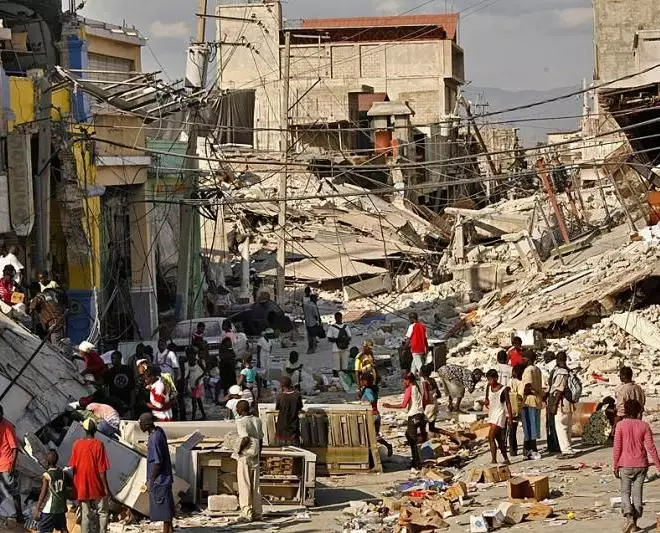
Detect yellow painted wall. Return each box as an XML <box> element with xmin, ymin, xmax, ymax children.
<box><xmin>84</xmin><ymin>32</ymin><xmax>142</xmax><ymax>70</ymax></box>
<box><xmin>51</xmin><ymin>87</ymin><xmax>72</xmax><ymax>121</ymax></box>
<box><xmin>8</xmin><ymin>77</ymin><xmax>34</xmax><ymax>131</ymax></box>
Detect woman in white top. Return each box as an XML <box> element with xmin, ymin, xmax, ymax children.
<box><xmin>383</xmin><ymin>372</ymin><xmax>428</xmax><ymax>469</ymax></box>
<box><xmin>485</xmin><ymin>368</ymin><xmax>513</xmax><ymax>465</ymax></box>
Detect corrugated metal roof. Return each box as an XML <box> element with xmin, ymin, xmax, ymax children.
<box><xmin>301</xmin><ymin>13</ymin><xmax>459</xmax><ymax>41</ymax></box>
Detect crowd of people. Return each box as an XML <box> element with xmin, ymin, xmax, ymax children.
<box><xmin>3</xmin><ymin>284</ymin><xmax>660</xmax><ymax>532</ymax></box>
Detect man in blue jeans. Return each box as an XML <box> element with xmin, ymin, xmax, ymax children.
<box><xmin>0</xmin><ymin>405</ymin><xmax>22</xmax><ymax>528</ymax></box>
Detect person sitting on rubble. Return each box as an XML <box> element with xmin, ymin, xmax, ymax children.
<box><xmin>436</xmin><ymin>364</ymin><xmax>483</xmax><ymax>413</ymax></box>
<box><xmin>507</xmin><ymin>336</ymin><xmax>525</xmax><ymax>367</ymax></box>
<box><xmin>358</xmin><ymin>373</ymin><xmax>393</xmax><ymax>458</ymax></box>
<box><xmin>383</xmin><ymin>372</ymin><xmax>428</xmax><ymax>470</ymax></box>
<box><xmin>583</xmin><ymin>396</ymin><xmax>616</xmax><ymax>446</ymax></box>
<box><xmin>419</xmin><ymin>365</ymin><xmax>440</xmax><ymax>433</ymax></box>
<box><xmin>484</xmin><ymin>369</ymin><xmax>513</xmax><ymax>465</ymax></box>
<box><xmin>616</xmin><ymin>366</ymin><xmax>646</xmax><ymax>424</ymax></box>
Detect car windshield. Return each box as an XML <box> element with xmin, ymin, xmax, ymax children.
<box><xmin>172</xmin><ymin>321</ymin><xmax>221</xmax><ymax>339</ymax></box>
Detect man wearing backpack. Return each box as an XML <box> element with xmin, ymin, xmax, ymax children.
<box><xmin>548</xmin><ymin>352</ymin><xmax>576</xmax><ymax>458</ymax></box>
<box><xmin>327</xmin><ymin>312</ymin><xmax>352</xmax><ymax>376</ymax></box>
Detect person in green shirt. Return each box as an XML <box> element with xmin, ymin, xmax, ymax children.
<box><xmin>34</xmin><ymin>450</ymin><xmax>68</xmax><ymax>533</ymax></box>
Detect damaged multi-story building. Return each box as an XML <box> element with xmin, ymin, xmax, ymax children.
<box><xmin>592</xmin><ymin>0</ymin><xmax>660</xmax><ymax>219</ymax></box>
<box><xmin>212</xmin><ymin>1</ymin><xmax>483</xmax><ymax>210</ymax></box>
<box><xmin>0</xmin><ymin>1</ymin><xmax>191</xmax><ymax>344</ymax></box>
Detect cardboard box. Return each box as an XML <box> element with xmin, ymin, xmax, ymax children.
<box><xmin>483</xmin><ymin>509</ymin><xmax>505</xmax><ymax>529</ymax></box>
<box><xmin>469</xmin><ymin>421</ymin><xmax>491</xmax><ymax>440</ymax></box>
<box><xmin>444</xmin><ymin>481</ymin><xmax>468</xmax><ymax>502</ymax></box>
<box><xmin>508</xmin><ymin>476</ymin><xmax>550</xmax><ymax>503</ymax></box>
<box><xmin>470</xmin><ymin>514</ymin><xmax>489</xmax><ymax>533</ymax></box>
<box><xmin>526</xmin><ymin>503</ymin><xmax>553</xmax><ymax>521</ymax></box>
<box><xmin>467</xmin><ymin>466</ymin><xmax>510</xmax><ymax>484</ymax></box>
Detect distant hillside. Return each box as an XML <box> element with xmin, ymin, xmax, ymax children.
<box><xmin>463</xmin><ymin>85</ymin><xmax>583</xmax><ymax>147</ymax></box>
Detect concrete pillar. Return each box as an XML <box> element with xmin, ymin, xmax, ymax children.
<box><xmin>130</xmin><ymin>185</ymin><xmax>158</xmax><ymax>340</ymax></box>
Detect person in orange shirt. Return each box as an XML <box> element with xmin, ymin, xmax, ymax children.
<box><xmin>69</xmin><ymin>419</ymin><xmax>111</xmax><ymax>533</ymax></box>
<box><xmin>0</xmin><ymin>405</ymin><xmax>21</xmax><ymax>527</ymax></box>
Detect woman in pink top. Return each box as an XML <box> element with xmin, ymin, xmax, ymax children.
<box><xmin>613</xmin><ymin>399</ymin><xmax>660</xmax><ymax>533</ymax></box>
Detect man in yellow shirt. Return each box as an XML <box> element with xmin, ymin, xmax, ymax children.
<box><xmin>521</xmin><ymin>351</ymin><xmax>543</xmax><ymax>460</ymax></box>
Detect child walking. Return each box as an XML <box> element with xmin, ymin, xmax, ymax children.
<box><xmin>485</xmin><ymin>369</ymin><xmax>513</xmax><ymax>465</ymax></box>
<box><xmin>613</xmin><ymin>399</ymin><xmax>660</xmax><ymax>533</ymax></box>
<box><xmin>187</xmin><ymin>349</ymin><xmax>206</xmax><ymax>421</ymax></box>
<box><xmin>34</xmin><ymin>450</ymin><xmax>68</xmax><ymax>533</ymax></box>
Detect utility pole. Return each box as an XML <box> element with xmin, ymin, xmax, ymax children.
<box><xmin>460</xmin><ymin>95</ymin><xmax>498</xmax><ymax>178</ymax></box>
<box><xmin>536</xmin><ymin>159</ymin><xmax>570</xmax><ymax>244</ymax></box>
<box><xmin>277</xmin><ymin>31</ymin><xmax>291</xmax><ymax>305</ymax></box>
<box><xmin>175</xmin><ymin>0</ymin><xmax>209</xmax><ymax>321</ymax></box>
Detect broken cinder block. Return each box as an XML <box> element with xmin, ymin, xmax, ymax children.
<box><xmin>207</xmin><ymin>494</ymin><xmax>239</xmax><ymax>512</ymax></box>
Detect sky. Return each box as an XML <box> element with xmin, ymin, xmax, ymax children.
<box><xmin>69</xmin><ymin>0</ymin><xmax>594</xmax><ymax>92</ymax></box>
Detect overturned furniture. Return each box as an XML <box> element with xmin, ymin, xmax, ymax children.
<box><xmin>174</xmin><ymin>433</ymin><xmax>316</xmax><ymax>508</ymax></box>
<box><xmin>260</xmin><ymin>404</ymin><xmax>383</xmax><ymax>475</ymax></box>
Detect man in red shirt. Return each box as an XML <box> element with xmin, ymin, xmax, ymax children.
<box><xmin>0</xmin><ymin>405</ymin><xmax>21</xmax><ymax>527</ymax></box>
<box><xmin>507</xmin><ymin>336</ymin><xmax>525</xmax><ymax>367</ymax></box>
<box><xmin>69</xmin><ymin>419</ymin><xmax>111</xmax><ymax>533</ymax></box>
<box><xmin>77</xmin><ymin>341</ymin><xmax>107</xmax><ymax>382</ymax></box>
<box><xmin>405</xmin><ymin>313</ymin><xmax>428</xmax><ymax>375</ymax></box>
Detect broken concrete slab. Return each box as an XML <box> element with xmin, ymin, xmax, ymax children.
<box><xmin>343</xmin><ymin>273</ymin><xmax>393</xmax><ymax>301</ymax></box>
<box><xmin>450</xmin><ymin>263</ymin><xmax>507</xmax><ymax>292</ymax></box>
<box><xmin>610</xmin><ymin>311</ymin><xmax>660</xmax><ymax>351</ymax></box>
<box><xmin>395</xmin><ymin>269</ymin><xmax>423</xmax><ymax>293</ymax></box>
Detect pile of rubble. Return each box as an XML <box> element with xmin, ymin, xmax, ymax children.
<box><xmin>341</xmin><ymin>464</ymin><xmax>556</xmax><ymax>533</ymax></box>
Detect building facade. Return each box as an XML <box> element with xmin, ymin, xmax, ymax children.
<box><xmin>593</xmin><ymin>0</ymin><xmax>660</xmax><ymax>83</ymax></box>
<box><xmin>216</xmin><ymin>1</ymin><xmax>464</xmax><ymax>152</ymax></box>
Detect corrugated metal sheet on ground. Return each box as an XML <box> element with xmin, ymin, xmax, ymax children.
<box><xmin>262</xmin><ymin>255</ymin><xmax>387</xmax><ymax>281</ymax></box>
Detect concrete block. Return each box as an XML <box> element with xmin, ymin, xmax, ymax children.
<box><xmin>395</xmin><ymin>269</ymin><xmax>423</xmax><ymax>293</ymax></box>
<box><xmin>450</xmin><ymin>263</ymin><xmax>504</xmax><ymax>291</ymax></box>
<box><xmin>208</xmin><ymin>494</ymin><xmax>239</xmax><ymax>512</ymax></box>
<box><xmin>343</xmin><ymin>273</ymin><xmax>392</xmax><ymax>301</ymax></box>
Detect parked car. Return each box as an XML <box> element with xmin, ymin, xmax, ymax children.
<box><xmin>169</xmin><ymin>317</ymin><xmax>249</xmax><ymax>359</ymax></box>
<box><xmin>170</xmin><ymin>317</ymin><xmax>226</xmax><ymax>357</ymax></box>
